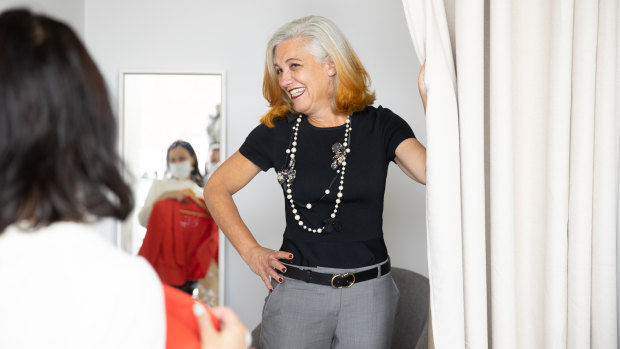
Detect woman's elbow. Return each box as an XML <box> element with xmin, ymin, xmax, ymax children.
<box><xmin>418</xmin><ymin>174</ymin><xmax>426</xmax><ymax>185</ymax></box>
<box><xmin>203</xmin><ymin>173</ymin><xmax>233</xmax><ymax>208</ymax></box>
<box><xmin>203</xmin><ymin>177</ymin><xmax>218</xmax><ymax>204</ymax></box>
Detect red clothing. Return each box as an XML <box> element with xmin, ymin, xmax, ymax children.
<box><xmin>139</xmin><ymin>198</ymin><xmax>219</xmax><ymax>286</ymax></box>
<box><xmin>163</xmin><ymin>284</ymin><xmax>220</xmax><ymax>349</ymax></box>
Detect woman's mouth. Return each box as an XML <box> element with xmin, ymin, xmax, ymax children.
<box><xmin>289</xmin><ymin>87</ymin><xmax>306</xmax><ymax>99</ymax></box>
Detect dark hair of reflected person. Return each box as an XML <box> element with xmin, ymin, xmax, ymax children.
<box><xmin>166</xmin><ymin>140</ymin><xmax>205</xmax><ymax>187</ymax></box>
<box><xmin>0</xmin><ymin>8</ymin><xmax>133</xmax><ymax>233</ymax></box>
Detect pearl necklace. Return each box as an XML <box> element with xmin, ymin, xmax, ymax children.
<box><xmin>277</xmin><ymin>115</ymin><xmax>351</xmax><ymax>233</ymax></box>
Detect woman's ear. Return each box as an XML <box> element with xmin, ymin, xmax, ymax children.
<box><xmin>326</xmin><ymin>57</ymin><xmax>336</xmax><ymax>77</ymax></box>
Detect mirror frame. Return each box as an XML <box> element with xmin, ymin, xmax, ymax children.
<box><xmin>117</xmin><ymin>70</ymin><xmax>227</xmax><ymax>306</ymax></box>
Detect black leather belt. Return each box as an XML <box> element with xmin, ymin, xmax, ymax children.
<box><xmin>278</xmin><ymin>260</ymin><xmax>391</xmax><ymax>289</ymax></box>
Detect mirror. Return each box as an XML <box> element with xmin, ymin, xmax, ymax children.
<box><xmin>119</xmin><ymin>72</ymin><xmax>225</xmax><ymax>307</ymax></box>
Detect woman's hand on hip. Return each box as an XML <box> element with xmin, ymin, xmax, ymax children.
<box><xmin>243</xmin><ymin>246</ymin><xmax>293</xmax><ymax>291</ymax></box>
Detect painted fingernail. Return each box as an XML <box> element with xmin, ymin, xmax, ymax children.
<box><xmin>278</xmin><ymin>277</ymin><xmax>283</xmax><ymax>282</ymax></box>
<box><xmin>289</xmin><ymin>254</ymin><xmax>293</xmax><ymax>259</ymax></box>
<box><xmin>282</xmin><ymin>267</ymin><xmax>287</xmax><ymax>273</ymax></box>
<box><xmin>193</xmin><ymin>303</ymin><xmax>206</xmax><ymax>317</ymax></box>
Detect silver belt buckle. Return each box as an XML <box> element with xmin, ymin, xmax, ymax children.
<box><xmin>331</xmin><ymin>272</ymin><xmax>356</xmax><ymax>289</ymax></box>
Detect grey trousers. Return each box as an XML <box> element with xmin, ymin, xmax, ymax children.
<box><xmin>259</xmin><ymin>260</ymin><xmax>400</xmax><ymax>349</ymax></box>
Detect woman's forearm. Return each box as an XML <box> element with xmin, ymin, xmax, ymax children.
<box><xmin>204</xmin><ymin>183</ymin><xmax>260</xmax><ymax>262</ymax></box>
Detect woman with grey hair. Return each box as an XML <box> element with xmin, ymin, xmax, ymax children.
<box><xmin>205</xmin><ymin>15</ymin><xmax>427</xmax><ymax>348</ymax></box>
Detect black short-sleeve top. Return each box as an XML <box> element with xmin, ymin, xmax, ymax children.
<box><xmin>239</xmin><ymin>105</ymin><xmax>415</xmax><ymax>268</ymax></box>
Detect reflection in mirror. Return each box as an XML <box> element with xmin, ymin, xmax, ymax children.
<box><xmin>120</xmin><ymin>73</ymin><xmax>224</xmax><ymax>307</ymax></box>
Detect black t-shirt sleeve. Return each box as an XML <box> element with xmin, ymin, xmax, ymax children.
<box><xmin>239</xmin><ymin>124</ymin><xmax>274</xmax><ymax>172</ymax></box>
<box><xmin>379</xmin><ymin>106</ymin><xmax>416</xmax><ymax>161</ymax></box>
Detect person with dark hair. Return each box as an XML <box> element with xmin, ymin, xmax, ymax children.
<box><xmin>137</xmin><ymin>139</ymin><xmax>218</xmax><ymax>298</ymax></box>
<box><xmin>205</xmin><ymin>15</ymin><xmax>427</xmax><ymax>348</ymax></box>
<box><xmin>0</xmin><ymin>8</ymin><xmax>248</xmax><ymax>349</ymax></box>
<box><xmin>138</xmin><ymin>140</ymin><xmax>205</xmax><ymax>227</ymax></box>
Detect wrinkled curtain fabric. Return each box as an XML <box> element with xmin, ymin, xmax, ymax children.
<box><xmin>401</xmin><ymin>0</ymin><xmax>619</xmax><ymax>348</ymax></box>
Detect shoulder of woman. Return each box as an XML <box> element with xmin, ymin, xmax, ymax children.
<box><xmin>373</xmin><ymin>105</ymin><xmax>400</xmax><ymax>118</ymax></box>
<box><xmin>354</xmin><ymin>105</ymin><xmax>402</xmax><ymax>122</ymax></box>
<box><xmin>250</xmin><ymin>116</ymin><xmax>293</xmax><ymax>138</ymax></box>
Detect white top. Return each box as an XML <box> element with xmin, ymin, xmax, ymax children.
<box><xmin>137</xmin><ymin>178</ymin><xmax>203</xmax><ymax>227</ymax></box>
<box><xmin>0</xmin><ymin>222</ymin><xmax>165</xmax><ymax>349</ymax></box>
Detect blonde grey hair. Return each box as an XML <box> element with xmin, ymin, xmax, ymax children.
<box><xmin>260</xmin><ymin>16</ymin><xmax>375</xmax><ymax>126</ymax></box>
<box><xmin>265</xmin><ymin>16</ymin><xmax>356</xmax><ymax>82</ymax></box>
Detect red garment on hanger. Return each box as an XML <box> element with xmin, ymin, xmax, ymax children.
<box><xmin>139</xmin><ymin>198</ymin><xmax>219</xmax><ymax>286</ymax></box>
<box><xmin>163</xmin><ymin>284</ymin><xmax>220</xmax><ymax>349</ymax></box>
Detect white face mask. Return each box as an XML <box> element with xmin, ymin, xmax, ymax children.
<box><xmin>169</xmin><ymin>161</ymin><xmax>192</xmax><ymax>179</ymax></box>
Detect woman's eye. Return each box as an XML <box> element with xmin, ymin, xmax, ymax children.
<box><xmin>275</xmin><ymin>68</ymin><xmax>282</xmax><ymax>74</ymax></box>
<box><xmin>290</xmin><ymin>63</ymin><xmax>300</xmax><ymax>69</ymax></box>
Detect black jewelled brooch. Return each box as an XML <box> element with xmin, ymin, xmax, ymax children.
<box><xmin>277</xmin><ymin>157</ymin><xmax>296</xmax><ymax>185</ymax></box>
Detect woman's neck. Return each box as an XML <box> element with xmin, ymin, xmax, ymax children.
<box><xmin>306</xmin><ymin>111</ymin><xmax>349</xmax><ymax>128</ymax></box>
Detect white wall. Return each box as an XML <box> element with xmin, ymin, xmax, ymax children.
<box><xmin>85</xmin><ymin>0</ymin><xmax>427</xmax><ymax>330</ymax></box>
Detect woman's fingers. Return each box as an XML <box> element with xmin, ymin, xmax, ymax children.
<box><xmin>267</xmin><ymin>267</ymin><xmax>282</xmax><ymax>283</ymax></box>
<box><xmin>247</xmin><ymin>247</ymin><xmax>293</xmax><ymax>289</ymax></box>
<box><xmin>195</xmin><ymin>305</ymin><xmax>250</xmax><ymax>349</ymax></box>
<box><xmin>211</xmin><ymin>307</ymin><xmax>251</xmax><ymax>349</ymax></box>
<box><xmin>270</xmin><ymin>251</ymin><xmax>292</xmax><ymax>274</ymax></box>
<box><xmin>211</xmin><ymin>307</ymin><xmax>245</xmax><ymax>329</ymax></box>
<box><xmin>261</xmin><ymin>274</ymin><xmax>273</xmax><ymax>291</ymax></box>
<box><xmin>193</xmin><ymin>303</ymin><xmax>219</xmax><ymax>346</ymax></box>
<box><xmin>275</xmin><ymin>250</ymin><xmax>294</xmax><ymax>260</ymax></box>
<box><xmin>418</xmin><ymin>62</ymin><xmax>427</xmax><ymax>111</ymax></box>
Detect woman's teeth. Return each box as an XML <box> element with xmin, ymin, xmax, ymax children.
<box><xmin>289</xmin><ymin>88</ymin><xmax>305</xmax><ymax>98</ymax></box>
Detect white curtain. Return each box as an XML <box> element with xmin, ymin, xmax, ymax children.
<box><xmin>402</xmin><ymin>0</ymin><xmax>619</xmax><ymax>348</ymax></box>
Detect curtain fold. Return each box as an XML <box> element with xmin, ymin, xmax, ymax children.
<box><xmin>454</xmin><ymin>0</ymin><xmax>488</xmax><ymax>348</ymax></box>
<box><xmin>401</xmin><ymin>0</ymin><xmax>619</xmax><ymax>347</ymax></box>
<box><xmin>543</xmin><ymin>1</ymin><xmax>573</xmax><ymax>349</ymax></box>
<box><xmin>567</xmin><ymin>0</ymin><xmax>598</xmax><ymax>347</ymax></box>
<box><xmin>591</xmin><ymin>0</ymin><xmax>619</xmax><ymax>347</ymax></box>
<box><xmin>402</xmin><ymin>0</ymin><xmax>464</xmax><ymax>348</ymax></box>
<box><xmin>487</xmin><ymin>0</ymin><xmax>516</xmax><ymax>347</ymax></box>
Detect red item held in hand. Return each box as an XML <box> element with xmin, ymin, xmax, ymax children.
<box><xmin>139</xmin><ymin>198</ymin><xmax>219</xmax><ymax>286</ymax></box>
<box><xmin>163</xmin><ymin>284</ymin><xmax>220</xmax><ymax>349</ymax></box>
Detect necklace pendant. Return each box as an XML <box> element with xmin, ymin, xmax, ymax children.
<box><xmin>331</xmin><ymin>160</ymin><xmax>339</xmax><ymax>170</ymax></box>
<box><xmin>332</xmin><ymin>142</ymin><xmax>345</xmax><ymax>154</ymax></box>
<box><xmin>276</xmin><ymin>171</ymin><xmax>286</xmax><ymax>184</ymax></box>
<box><xmin>331</xmin><ymin>153</ymin><xmax>346</xmax><ymax>170</ymax></box>
<box><xmin>277</xmin><ymin>168</ymin><xmax>296</xmax><ymax>184</ymax></box>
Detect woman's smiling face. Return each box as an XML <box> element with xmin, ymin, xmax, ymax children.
<box><xmin>274</xmin><ymin>37</ymin><xmax>335</xmax><ymax>118</ymax></box>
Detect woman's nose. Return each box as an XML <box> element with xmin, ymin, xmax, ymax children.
<box><xmin>279</xmin><ymin>70</ymin><xmax>291</xmax><ymax>88</ymax></box>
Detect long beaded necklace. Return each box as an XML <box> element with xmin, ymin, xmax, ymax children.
<box><xmin>276</xmin><ymin>114</ymin><xmax>351</xmax><ymax>233</ymax></box>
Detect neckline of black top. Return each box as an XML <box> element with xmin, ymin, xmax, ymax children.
<box><xmin>302</xmin><ymin>114</ymin><xmax>352</xmax><ymax>130</ymax></box>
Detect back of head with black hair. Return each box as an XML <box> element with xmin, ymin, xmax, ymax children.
<box><xmin>0</xmin><ymin>8</ymin><xmax>133</xmax><ymax>233</ymax></box>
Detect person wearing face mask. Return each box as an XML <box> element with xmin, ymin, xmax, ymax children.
<box><xmin>137</xmin><ymin>140</ymin><xmax>218</xmax><ymax>297</ymax></box>
<box><xmin>138</xmin><ymin>140</ymin><xmax>205</xmax><ymax>227</ymax></box>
